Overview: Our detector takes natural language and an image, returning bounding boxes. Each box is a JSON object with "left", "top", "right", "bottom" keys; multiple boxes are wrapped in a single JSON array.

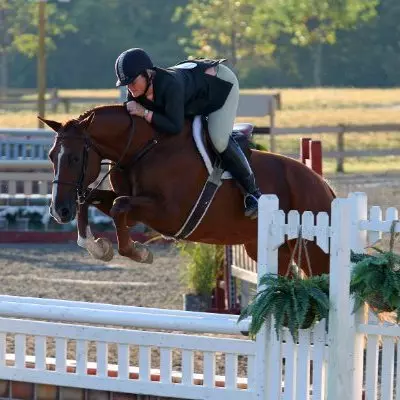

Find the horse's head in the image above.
[{"left": 40, "top": 113, "right": 103, "bottom": 224}]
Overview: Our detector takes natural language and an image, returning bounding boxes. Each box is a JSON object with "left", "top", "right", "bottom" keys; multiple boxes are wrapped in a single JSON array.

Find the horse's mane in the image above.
[{"left": 64, "top": 104, "right": 126, "bottom": 130}]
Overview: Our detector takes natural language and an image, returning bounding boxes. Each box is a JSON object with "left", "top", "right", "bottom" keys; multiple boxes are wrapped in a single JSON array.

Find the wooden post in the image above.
[
  {"left": 37, "top": 1, "right": 46, "bottom": 129},
  {"left": 310, "top": 140, "right": 323, "bottom": 176},
  {"left": 224, "top": 245, "right": 238, "bottom": 313},
  {"left": 300, "top": 138, "right": 323, "bottom": 176},
  {"left": 50, "top": 88, "right": 59, "bottom": 113},
  {"left": 300, "top": 138, "right": 311, "bottom": 164},
  {"left": 269, "top": 97, "right": 276, "bottom": 153},
  {"left": 336, "top": 125, "right": 345, "bottom": 173}
]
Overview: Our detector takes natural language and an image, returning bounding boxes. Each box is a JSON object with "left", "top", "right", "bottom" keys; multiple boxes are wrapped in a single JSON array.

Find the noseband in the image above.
[
  {"left": 53, "top": 129, "right": 104, "bottom": 204},
  {"left": 52, "top": 117, "right": 157, "bottom": 206}
]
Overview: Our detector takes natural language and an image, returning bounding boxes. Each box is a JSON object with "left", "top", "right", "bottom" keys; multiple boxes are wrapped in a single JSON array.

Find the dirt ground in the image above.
[
  {"left": 0, "top": 242, "right": 185, "bottom": 309},
  {"left": 0, "top": 174, "right": 398, "bottom": 378}
]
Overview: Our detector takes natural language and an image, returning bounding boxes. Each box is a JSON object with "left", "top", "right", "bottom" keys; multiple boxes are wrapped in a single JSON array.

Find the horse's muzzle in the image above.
[{"left": 50, "top": 202, "right": 76, "bottom": 224}]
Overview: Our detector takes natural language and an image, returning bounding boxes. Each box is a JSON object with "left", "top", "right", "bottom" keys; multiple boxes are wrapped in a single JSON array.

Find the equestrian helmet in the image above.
[{"left": 115, "top": 48, "right": 153, "bottom": 87}]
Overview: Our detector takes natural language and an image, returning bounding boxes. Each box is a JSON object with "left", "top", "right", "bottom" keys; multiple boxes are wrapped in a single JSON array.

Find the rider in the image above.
[{"left": 115, "top": 47, "right": 262, "bottom": 219}]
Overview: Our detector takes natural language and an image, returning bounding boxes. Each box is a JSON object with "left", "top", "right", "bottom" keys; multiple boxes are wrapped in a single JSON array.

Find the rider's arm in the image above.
[{"left": 150, "top": 79, "right": 184, "bottom": 135}]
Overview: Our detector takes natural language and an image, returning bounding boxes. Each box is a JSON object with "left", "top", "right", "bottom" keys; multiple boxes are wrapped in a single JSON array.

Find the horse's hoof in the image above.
[
  {"left": 110, "top": 196, "right": 132, "bottom": 217},
  {"left": 95, "top": 237, "right": 114, "bottom": 262},
  {"left": 132, "top": 242, "right": 153, "bottom": 264}
]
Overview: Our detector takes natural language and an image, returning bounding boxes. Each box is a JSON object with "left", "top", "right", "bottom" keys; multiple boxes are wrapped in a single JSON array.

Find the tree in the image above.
[
  {"left": 45, "top": 0, "right": 188, "bottom": 89},
  {"left": 319, "top": 0, "right": 400, "bottom": 87},
  {"left": 174, "top": 0, "right": 274, "bottom": 71},
  {"left": 253, "top": 0, "right": 378, "bottom": 85},
  {"left": 0, "top": 0, "right": 74, "bottom": 91}
]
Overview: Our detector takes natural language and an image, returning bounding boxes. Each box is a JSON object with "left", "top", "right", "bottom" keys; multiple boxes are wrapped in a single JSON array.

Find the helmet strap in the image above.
[{"left": 143, "top": 71, "right": 153, "bottom": 96}]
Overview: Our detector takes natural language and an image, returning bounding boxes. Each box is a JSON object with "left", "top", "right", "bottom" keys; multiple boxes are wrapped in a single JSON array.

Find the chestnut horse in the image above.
[{"left": 40, "top": 104, "right": 335, "bottom": 276}]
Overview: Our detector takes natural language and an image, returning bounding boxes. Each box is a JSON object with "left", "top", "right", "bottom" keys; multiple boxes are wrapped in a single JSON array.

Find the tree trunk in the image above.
[
  {"left": 0, "top": 8, "right": 7, "bottom": 99},
  {"left": 0, "top": 52, "right": 7, "bottom": 99},
  {"left": 230, "top": 28, "right": 237, "bottom": 68},
  {"left": 312, "top": 42, "right": 323, "bottom": 87}
]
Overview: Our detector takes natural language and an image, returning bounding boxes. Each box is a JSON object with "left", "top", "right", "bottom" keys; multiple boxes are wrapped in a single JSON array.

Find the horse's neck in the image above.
[
  {"left": 91, "top": 114, "right": 203, "bottom": 174},
  {"left": 91, "top": 114, "right": 144, "bottom": 162}
]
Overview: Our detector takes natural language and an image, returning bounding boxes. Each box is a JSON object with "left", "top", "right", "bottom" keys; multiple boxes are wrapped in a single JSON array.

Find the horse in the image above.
[{"left": 40, "top": 104, "right": 335, "bottom": 276}]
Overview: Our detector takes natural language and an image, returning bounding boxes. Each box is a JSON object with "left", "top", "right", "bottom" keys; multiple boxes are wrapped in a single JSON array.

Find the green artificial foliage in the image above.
[{"left": 238, "top": 270, "right": 330, "bottom": 342}]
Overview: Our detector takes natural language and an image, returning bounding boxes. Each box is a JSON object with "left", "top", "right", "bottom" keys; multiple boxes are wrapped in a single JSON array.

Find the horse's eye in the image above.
[{"left": 69, "top": 154, "right": 80, "bottom": 164}]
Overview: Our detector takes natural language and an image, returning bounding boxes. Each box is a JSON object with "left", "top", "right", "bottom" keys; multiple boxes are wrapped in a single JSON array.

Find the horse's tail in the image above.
[{"left": 323, "top": 178, "right": 337, "bottom": 199}]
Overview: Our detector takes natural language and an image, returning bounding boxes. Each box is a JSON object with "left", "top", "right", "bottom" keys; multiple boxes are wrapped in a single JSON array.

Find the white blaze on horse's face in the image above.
[{"left": 51, "top": 145, "right": 65, "bottom": 222}]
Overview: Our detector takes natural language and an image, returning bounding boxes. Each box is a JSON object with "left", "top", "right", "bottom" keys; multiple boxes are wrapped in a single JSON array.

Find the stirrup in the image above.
[{"left": 244, "top": 194, "right": 259, "bottom": 219}]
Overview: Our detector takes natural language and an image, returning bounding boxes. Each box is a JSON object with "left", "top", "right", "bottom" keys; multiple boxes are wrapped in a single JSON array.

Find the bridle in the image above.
[{"left": 52, "top": 116, "right": 158, "bottom": 205}]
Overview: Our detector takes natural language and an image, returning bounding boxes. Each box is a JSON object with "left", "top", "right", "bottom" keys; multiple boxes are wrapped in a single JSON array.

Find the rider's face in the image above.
[{"left": 127, "top": 74, "right": 147, "bottom": 98}]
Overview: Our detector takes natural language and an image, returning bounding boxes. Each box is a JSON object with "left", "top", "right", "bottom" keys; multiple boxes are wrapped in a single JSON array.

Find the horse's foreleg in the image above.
[
  {"left": 83, "top": 189, "right": 153, "bottom": 264},
  {"left": 76, "top": 199, "right": 114, "bottom": 261},
  {"left": 112, "top": 212, "right": 153, "bottom": 264}
]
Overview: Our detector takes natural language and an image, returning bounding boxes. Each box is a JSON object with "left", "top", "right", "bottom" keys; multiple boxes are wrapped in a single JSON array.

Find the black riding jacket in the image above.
[{"left": 126, "top": 59, "right": 233, "bottom": 135}]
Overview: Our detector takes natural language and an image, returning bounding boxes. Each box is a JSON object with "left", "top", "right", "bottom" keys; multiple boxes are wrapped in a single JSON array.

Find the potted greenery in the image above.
[
  {"left": 350, "top": 222, "right": 400, "bottom": 319},
  {"left": 238, "top": 236, "right": 330, "bottom": 341},
  {"left": 178, "top": 242, "right": 223, "bottom": 312}
]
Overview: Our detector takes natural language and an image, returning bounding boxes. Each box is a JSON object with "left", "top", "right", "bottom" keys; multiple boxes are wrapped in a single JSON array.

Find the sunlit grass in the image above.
[
  {"left": 0, "top": 112, "right": 72, "bottom": 129},
  {"left": 237, "top": 108, "right": 400, "bottom": 127},
  {"left": 240, "top": 88, "right": 400, "bottom": 109}
]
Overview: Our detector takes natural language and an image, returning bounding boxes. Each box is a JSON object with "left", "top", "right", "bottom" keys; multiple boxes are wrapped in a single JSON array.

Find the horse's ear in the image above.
[
  {"left": 37, "top": 116, "right": 62, "bottom": 132},
  {"left": 79, "top": 112, "right": 95, "bottom": 131}
]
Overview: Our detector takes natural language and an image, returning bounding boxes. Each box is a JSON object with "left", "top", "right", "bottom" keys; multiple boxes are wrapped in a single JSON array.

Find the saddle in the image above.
[
  {"left": 194, "top": 116, "right": 254, "bottom": 179},
  {"left": 172, "top": 117, "right": 255, "bottom": 239}
]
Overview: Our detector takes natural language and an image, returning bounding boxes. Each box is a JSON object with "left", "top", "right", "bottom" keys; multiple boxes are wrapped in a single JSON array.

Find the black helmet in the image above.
[{"left": 115, "top": 48, "right": 153, "bottom": 87}]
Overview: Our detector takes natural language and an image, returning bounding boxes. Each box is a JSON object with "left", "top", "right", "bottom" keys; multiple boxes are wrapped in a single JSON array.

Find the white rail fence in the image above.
[{"left": 0, "top": 192, "right": 399, "bottom": 399}]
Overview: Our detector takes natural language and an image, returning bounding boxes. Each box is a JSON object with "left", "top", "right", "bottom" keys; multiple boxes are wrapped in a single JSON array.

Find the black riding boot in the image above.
[{"left": 219, "top": 137, "right": 262, "bottom": 219}]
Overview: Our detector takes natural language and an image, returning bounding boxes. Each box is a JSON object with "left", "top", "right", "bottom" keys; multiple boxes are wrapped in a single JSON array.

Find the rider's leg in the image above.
[{"left": 207, "top": 64, "right": 261, "bottom": 219}]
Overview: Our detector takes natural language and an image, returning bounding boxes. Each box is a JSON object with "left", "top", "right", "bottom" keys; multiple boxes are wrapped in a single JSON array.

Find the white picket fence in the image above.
[
  {"left": 258, "top": 192, "right": 400, "bottom": 400},
  {"left": 0, "top": 192, "right": 398, "bottom": 399}
]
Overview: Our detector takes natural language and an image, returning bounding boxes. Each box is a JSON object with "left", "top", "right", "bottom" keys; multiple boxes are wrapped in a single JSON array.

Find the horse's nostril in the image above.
[{"left": 60, "top": 207, "right": 70, "bottom": 218}]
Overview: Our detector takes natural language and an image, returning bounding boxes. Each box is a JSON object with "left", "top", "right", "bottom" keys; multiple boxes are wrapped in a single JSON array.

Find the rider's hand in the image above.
[{"left": 126, "top": 100, "right": 145, "bottom": 117}]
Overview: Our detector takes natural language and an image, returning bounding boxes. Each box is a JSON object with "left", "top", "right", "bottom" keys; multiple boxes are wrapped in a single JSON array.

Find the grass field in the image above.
[{"left": 1, "top": 88, "right": 400, "bottom": 174}]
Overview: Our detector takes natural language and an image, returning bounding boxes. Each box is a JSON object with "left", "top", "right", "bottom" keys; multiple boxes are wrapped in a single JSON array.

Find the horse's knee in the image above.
[{"left": 110, "top": 196, "right": 132, "bottom": 217}]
